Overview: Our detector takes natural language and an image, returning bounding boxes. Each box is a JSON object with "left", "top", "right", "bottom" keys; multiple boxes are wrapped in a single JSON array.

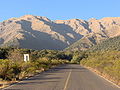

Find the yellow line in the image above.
[{"left": 63, "top": 69, "right": 72, "bottom": 90}]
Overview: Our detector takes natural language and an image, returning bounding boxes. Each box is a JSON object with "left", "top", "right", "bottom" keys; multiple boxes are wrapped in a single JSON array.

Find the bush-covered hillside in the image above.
[
  {"left": 65, "top": 33, "right": 107, "bottom": 51},
  {"left": 65, "top": 37, "right": 95, "bottom": 51},
  {"left": 90, "top": 36, "right": 120, "bottom": 51}
]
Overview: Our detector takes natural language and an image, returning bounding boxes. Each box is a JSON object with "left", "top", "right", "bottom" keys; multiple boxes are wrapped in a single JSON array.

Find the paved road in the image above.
[{"left": 3, "top": 64, "right": 120, "bottom": 90}]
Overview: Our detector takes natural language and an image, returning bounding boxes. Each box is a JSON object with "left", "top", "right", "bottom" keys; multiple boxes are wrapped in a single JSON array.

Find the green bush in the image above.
[
  {"left": 0, "top": 48, "right": 70, "bottom": 81},
  {"left": 0, "top": 59, "right": 21, "bottom": 80},
  {"left": 80, "top": 50, "right": 120, "bottom": 84}
]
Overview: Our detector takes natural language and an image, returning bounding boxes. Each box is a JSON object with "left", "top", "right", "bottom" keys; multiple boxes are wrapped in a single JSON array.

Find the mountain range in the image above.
[{"left": 0, "top": 15, "right": 120, "bottom": 50}]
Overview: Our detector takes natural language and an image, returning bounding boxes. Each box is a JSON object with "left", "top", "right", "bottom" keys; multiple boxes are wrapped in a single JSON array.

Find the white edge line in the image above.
[
  {"left": 2, "top": 74, "right": 39, "bottom": 90},
  {"left": 84, "top": 66, "right": 120, "bottom": 89},
  {"left": 2, "top": 80, "right": 24, "bottom": 90}
]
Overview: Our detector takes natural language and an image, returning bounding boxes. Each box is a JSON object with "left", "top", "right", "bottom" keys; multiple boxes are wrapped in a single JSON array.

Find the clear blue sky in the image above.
[{"left": 0, "top": 0, "right": 120, "bottom": 21}]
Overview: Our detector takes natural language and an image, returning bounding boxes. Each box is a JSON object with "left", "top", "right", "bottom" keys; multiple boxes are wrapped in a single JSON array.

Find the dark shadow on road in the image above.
[
  {"left": 3, "top": 64, "right": 87, "bottom": 89},
  {"left": 16, "top": 80, "right": 58, "bottom": 85},
  {"left": 26, "top": 77, "right": 61, "bottom": 81}
]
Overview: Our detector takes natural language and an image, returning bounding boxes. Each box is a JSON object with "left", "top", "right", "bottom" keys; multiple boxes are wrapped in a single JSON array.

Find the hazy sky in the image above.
[{"left": 0, "top": 0, "right": 119, "bottom": 21}]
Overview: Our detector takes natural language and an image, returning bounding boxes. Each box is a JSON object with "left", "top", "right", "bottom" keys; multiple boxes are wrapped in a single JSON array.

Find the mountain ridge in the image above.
[{"left": 1, "top": 15, "right": 120, "bottom": 50}]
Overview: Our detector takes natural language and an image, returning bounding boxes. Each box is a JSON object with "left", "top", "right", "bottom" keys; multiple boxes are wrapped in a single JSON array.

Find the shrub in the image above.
[{"left": 80, "top": 50, "right": 120, "bottom": 84}]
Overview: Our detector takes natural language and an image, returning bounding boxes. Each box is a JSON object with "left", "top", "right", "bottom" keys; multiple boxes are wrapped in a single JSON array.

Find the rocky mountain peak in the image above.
[{"left": 1, "top": 15, "right": 120, "bottom": 50}]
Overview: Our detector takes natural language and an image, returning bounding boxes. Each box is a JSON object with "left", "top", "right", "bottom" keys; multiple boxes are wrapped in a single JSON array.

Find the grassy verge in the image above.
[{"left": 0, "top": 58, "right": 69, "bottom": 88}]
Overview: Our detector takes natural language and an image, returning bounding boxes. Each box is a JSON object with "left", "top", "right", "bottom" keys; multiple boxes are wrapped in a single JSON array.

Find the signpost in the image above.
[{"left": 24, "top": 54, "right": 29, "bottom": 62}]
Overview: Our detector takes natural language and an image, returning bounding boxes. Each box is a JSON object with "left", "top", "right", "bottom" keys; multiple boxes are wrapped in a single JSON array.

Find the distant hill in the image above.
[
  {"left": 65, "top": 33, "right": 107, "bottom": 51},
  {"left": 1, "top": 15, "right": 120, "bottom": 50},
  {"left": 90, "top": 36, "right": 120, "bottom": 51}
]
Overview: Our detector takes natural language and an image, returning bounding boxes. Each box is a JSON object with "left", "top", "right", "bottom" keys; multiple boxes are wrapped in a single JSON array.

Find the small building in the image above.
[{"left": 24, "top": 54, "right": 29, "bottom": 62}]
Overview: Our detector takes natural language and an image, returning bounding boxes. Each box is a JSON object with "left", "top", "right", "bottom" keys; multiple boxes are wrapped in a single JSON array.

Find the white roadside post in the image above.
[{"left": 24, "top": 54, "right": 30, "bottom": 62}]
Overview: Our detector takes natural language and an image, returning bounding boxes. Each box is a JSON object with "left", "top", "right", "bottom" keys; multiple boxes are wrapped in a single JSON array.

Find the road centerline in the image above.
[{"left": 63, "top": 69, "right": 72, "bottom": 90}]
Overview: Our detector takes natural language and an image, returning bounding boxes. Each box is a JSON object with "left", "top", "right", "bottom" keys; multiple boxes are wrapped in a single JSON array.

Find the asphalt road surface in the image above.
[{"left": 2, "top": 64, "right": 120, "bottom": 90}]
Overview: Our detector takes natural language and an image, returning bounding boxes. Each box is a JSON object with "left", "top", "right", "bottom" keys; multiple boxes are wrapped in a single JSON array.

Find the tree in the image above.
[{"left": 7, "top": 49, "right": 23, "bottom": 62}]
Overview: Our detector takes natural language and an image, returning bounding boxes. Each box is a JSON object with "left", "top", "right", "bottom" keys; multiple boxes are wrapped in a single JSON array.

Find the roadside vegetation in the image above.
[
  {"left": 80, "top": 50, "right": 120, "bottom": 86},
  {"left": 69, "top": 51, "right": 87, "bottom": 64},
  {"left": 0, "top": 47, "right": 70, "bottom": 83},
  {"left": 1, "top": 46, "right": 120, "bottom": 87},
  {"left": 66, "top": 36, "right": 120, "bottom": 86}
]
